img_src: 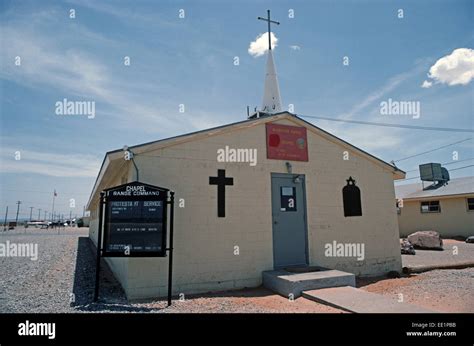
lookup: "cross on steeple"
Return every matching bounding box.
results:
[258,10,280,51]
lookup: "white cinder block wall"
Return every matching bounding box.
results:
[398,197,474,238]
[89,117,402,300]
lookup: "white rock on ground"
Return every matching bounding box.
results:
[407,231,443,250]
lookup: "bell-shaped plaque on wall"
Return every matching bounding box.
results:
[343,176,362,217]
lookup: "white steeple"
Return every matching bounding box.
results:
[261,49,282,113]
[257,10,283,115]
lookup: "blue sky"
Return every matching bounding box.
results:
[1,0,473,220]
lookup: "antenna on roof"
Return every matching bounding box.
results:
[248,106,261,119]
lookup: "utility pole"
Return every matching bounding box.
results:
[15,201,21,224]
[3,206,8,231]
[44,210,47,220]
[51,189,57,222]
[83,205,85,217]
[38,208,42,220]
[29,207,34,221]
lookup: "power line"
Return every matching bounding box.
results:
[398,164,474,181]
[299,114,474,133]
[394,138,472,163]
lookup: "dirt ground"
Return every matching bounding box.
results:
[144,238,474,313]
[165,266,474,313]
[357,268,474,313]
[141,287,346,313]
[358,238,474,313]
[1,229,472,313]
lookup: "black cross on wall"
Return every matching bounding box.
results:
[209,169,234,217]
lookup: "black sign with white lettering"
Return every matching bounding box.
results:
[102,182,169,257]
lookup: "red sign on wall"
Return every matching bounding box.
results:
[266,123,309,162]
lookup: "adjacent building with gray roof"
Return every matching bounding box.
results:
[395,176,474,238]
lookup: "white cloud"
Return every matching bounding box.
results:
[248,32,278,57]
[65,0,177,28]
[290,45,301,51]
[339,61,428,120]
[423,48,474,87]
[339,71,411,119]
[310,119,403,153]
[0,148,101,177]
[421,80,433,88]
[342,127,403,151]
[0,25,114,102]
[0,20,217,136]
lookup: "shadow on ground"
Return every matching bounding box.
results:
[355,274,417,288]
[71,237,163,312]
[132,285,277,306]
[70,237,281,312]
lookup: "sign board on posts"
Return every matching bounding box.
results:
[102,181,169,257]
[266,123,309,162]
[94,181,175,305]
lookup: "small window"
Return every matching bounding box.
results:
[280,186,296,212]
[420,201,440,213]
[467,198,474,211]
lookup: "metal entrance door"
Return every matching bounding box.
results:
[271,173,308,268]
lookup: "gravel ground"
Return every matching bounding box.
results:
[1,228,472,313]
[134,287,344,313]
[358,268,474,313]
[0,227,341,313]
[0,227,90,313]
[402,239,474,268]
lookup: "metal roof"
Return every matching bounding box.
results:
[87,112,405,209]
[395,176,474,200]
[106,113,403,172]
